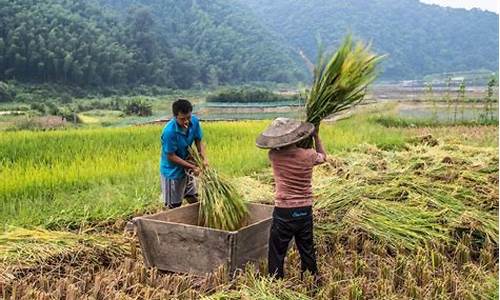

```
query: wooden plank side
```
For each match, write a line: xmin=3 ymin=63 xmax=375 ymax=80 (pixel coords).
xmin=140 ymin=203 xmax=199 ymax=225
xmin=134 ymin=218 xmax=154 ymax=268
xmin=135 ymin=218 xmax=232 ymax=275
xmin=242 ymin=203 xmax=274 ymax=226
xmin=232 ymin=218 xmax=273 ymax=271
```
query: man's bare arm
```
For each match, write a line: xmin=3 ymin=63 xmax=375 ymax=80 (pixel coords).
xmin=167 ymin=153 xmax=197 ymax=170
xmin=195 ymin=139 xmax=208 ymax=165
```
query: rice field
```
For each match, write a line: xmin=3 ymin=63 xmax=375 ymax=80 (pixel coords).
xmin=0 ymin=115 xmax=406 ymax=229
xmin=0 ymin=113 xmax=498 ymax=299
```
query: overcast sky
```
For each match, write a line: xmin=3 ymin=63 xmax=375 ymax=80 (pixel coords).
xmin=420 ymin=0 xmax=498 ymax=13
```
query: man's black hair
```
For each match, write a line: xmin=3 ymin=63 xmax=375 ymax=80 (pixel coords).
xmin=172 ymin=98 xmax=193 ymax=116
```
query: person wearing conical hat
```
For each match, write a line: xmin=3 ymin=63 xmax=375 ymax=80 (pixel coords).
xmin=256 ymin=117 xmax=327 ymax=280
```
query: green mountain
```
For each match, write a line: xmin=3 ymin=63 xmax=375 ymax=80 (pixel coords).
xmin=242 ymin=0 xmax=499 ymax=79
xmin=0 ymin=0 xmax=307 ymax=89
xmin=1 ymin=0 xmax=497 ymax=88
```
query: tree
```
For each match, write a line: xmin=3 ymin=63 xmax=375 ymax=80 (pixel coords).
xmin=63 ymin=53 xmax=73 ymax=81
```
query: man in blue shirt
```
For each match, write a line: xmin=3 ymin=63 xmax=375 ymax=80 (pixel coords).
xmin=160 ymin=99 xmax=207 ymax=208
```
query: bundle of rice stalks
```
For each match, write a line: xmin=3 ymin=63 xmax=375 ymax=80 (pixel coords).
xmin=304 ymin=35 xmax=384 ymax=129
xmin=189 ymin=147 xmax=248 ymax=231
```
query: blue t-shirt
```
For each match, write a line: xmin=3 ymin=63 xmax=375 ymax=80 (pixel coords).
xmin=160 ymin=115 xmax=203 ymax=179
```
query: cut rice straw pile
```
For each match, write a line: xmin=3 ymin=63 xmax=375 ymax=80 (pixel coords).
xmin=0 ymin=226 xmax=128 ymax=285
xmin=314 ymin=141 xmax=498 ymax=251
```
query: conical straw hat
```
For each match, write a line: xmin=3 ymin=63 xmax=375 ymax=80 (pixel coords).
xmin=256 ymin=117 xmax=314 ymax=149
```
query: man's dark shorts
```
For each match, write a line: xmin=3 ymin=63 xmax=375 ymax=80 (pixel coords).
xmin=160 ymin=173 xmax=197 ymax=208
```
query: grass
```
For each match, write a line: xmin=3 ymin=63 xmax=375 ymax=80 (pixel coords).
xmin=0 ymin=114 xmax=486 ymax=230
xmin=405 ymin=126 xmax=498 ymax=148
xmin=0 ymin=114 xmax=497 ymax=299
xmin=77 ymin=114 xmax=100 ymax=124
xmin=320 ymin=115 xmax=405 ymax=151
xmin=0 ymin=123 xmax=262 ymax=230
xmin=373 ymin=115 xmax=498 ymax=128
xmin=0 ymin=127 xmax=161 ymax=229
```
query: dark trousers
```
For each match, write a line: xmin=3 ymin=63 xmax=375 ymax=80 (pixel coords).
xmin=268 ymin=206 xmax=318 ymax=279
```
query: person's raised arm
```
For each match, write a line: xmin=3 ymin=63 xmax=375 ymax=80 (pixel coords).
xmin=313 ymin=127 xmax=327 ymax=165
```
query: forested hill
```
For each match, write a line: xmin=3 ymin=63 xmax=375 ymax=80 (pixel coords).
xmin=0 ymin=0 xmax=307 ymax=89
xmin=243 ymin=0 xmax=499 ymax=80
xmin=0 ymin=0 xmax=497 ymax=88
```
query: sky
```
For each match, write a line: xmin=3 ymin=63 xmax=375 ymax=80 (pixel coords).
xmin=420 ymin=0 xmax=498 ymax=13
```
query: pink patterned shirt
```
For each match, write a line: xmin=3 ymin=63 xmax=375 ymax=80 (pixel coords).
xmin=269 ymin=147 xmax=325 ymax=208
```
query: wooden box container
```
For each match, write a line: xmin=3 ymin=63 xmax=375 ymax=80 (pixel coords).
xmin=133 ymin=203 xmax=273 ymax=275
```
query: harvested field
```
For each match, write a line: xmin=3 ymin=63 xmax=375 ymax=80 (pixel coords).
xmin=0 ymin=116 xmax=498 ymax=299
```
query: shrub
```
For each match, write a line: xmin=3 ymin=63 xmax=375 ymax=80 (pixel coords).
xmin=0 ymin=81 xmax=16 ymax=102
xmin=30 ymin=103 xmax=47 ymax=114
xmin=206 ymin=87 xmax=299 ymax=103
xmin=123 ymin=98 xmax=153 ymax=116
